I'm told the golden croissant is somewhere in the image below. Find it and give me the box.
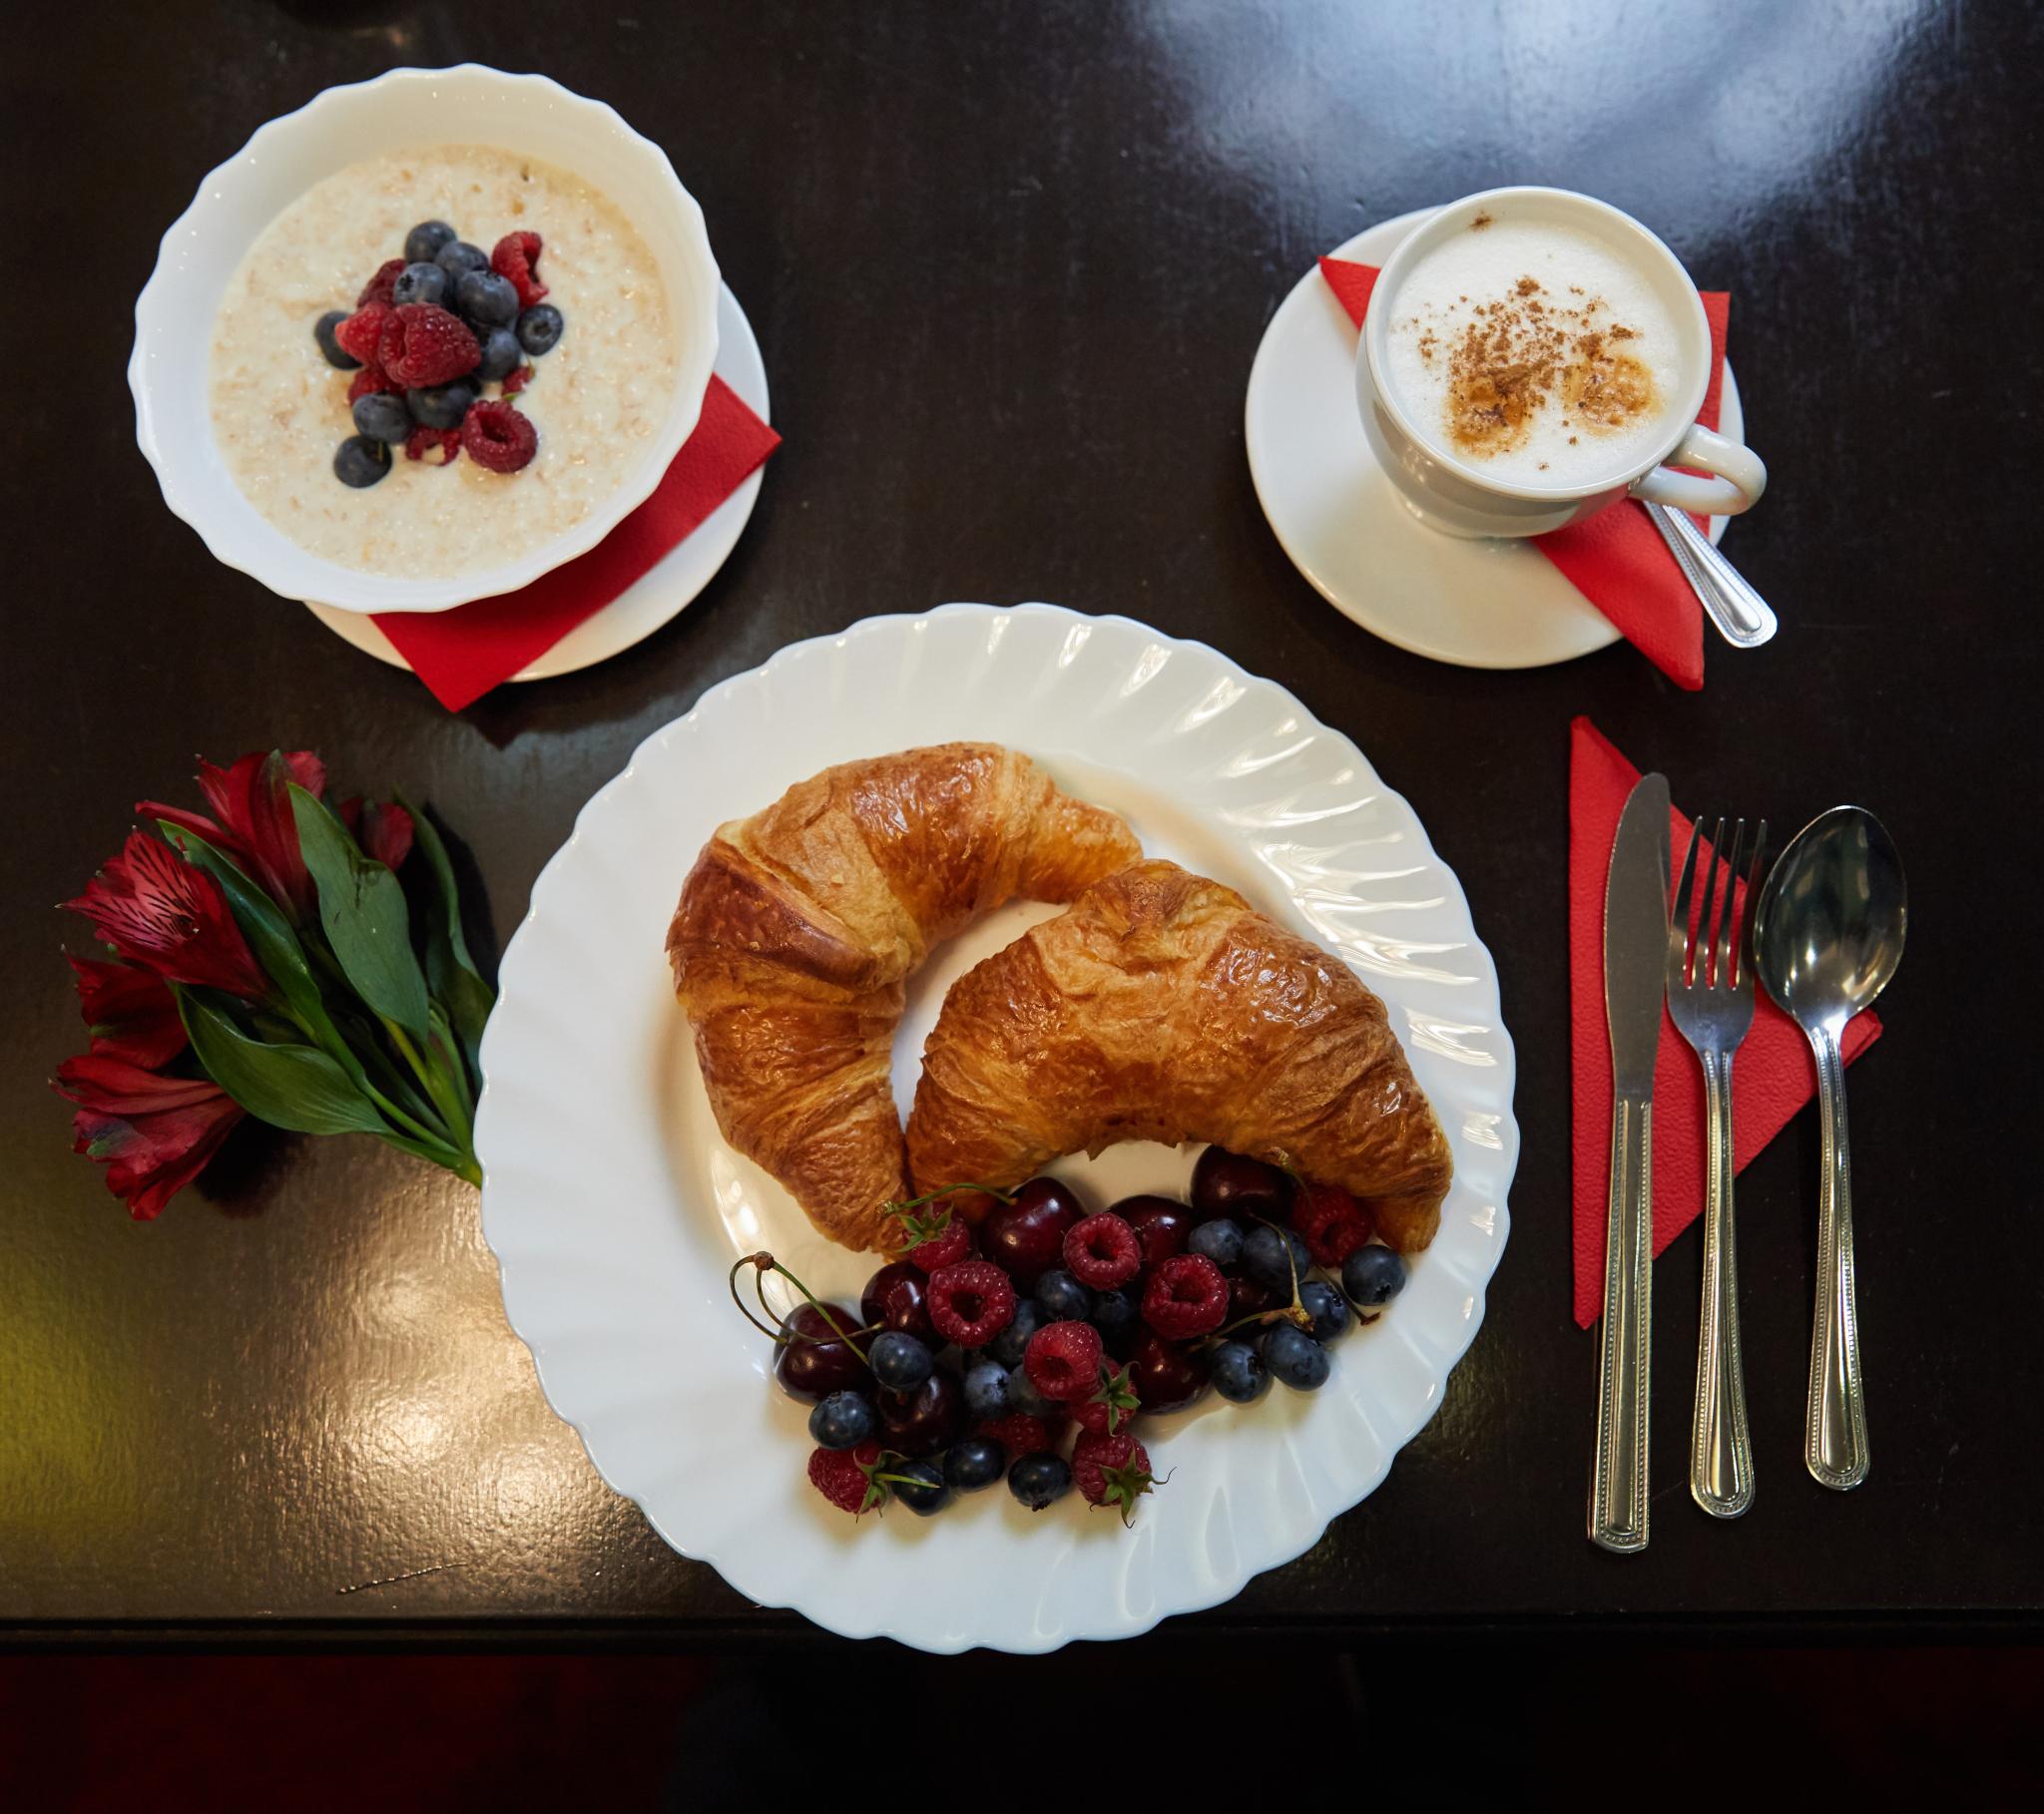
[906,860,1453,1251]
[666,744,1142,1252]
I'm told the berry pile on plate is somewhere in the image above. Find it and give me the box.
[311,219,567,488]
[757,1146,1409,1524]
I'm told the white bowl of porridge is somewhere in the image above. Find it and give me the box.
[131,66,721,614]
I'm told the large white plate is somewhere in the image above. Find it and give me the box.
[475,603,1517,1651]
[1246,208,1744,670]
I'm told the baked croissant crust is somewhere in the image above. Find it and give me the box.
[667,744,1142,1253]
[906,860,1453,1251]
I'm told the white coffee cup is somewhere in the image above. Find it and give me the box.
[1353,186,1766,539]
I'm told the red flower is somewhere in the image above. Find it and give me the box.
[337,797,414,871]
[64,832,268,998]
[141,750,326,922]
[67,955,187,1068]
[52,1054,245,1219]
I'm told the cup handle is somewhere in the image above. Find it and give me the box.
[1631,424,1768,518]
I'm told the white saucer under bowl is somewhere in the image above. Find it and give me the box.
[305,282,768,682]
[1245,208,1745,671]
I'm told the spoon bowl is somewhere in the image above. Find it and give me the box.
[1753,805,1905,1492]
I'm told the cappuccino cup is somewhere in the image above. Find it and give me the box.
[1354,187,1765,539]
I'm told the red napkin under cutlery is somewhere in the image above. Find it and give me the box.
[1318,257,1731,691]
[373,375,781,712]
[1569,716,1882,1327]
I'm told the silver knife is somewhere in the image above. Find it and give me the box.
[1589,771,1671,1553]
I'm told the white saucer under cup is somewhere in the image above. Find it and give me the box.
[1245,209,1744,671]
[305,281,770,682]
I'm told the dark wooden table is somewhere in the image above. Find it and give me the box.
[4,0,2038,1648]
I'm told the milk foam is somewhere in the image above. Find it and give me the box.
[1383,220,1686,487]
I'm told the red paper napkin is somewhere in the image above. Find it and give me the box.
[1318,257,1731,690]
[374,375,781,712]
[1569,716,1883,1327]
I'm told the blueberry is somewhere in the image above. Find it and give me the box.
[1189,1217,1245,1269]
[332,435,389,488]
[434,238,489,280]
[1244,1224,1311,1293]
[1007,1452,1072,1511]
[474,325,522,384]
[404,219,458,265]
[1089,1286,1138,1349]
[1211,1339,1271,1405]
[391,260,450,308]
[1341,1244,1408,1310]
[869,1330,933,1392]
[807,1391,876,1451]
[962,1360,1011,1421]
[516,303,565,356]
[313,309,360,370]
[989,1299,1044,1371]
[350,391,410,445]
[1299,1279,1352,1344]
[456,268,519,327]
[1262,1324,1331,1391]
[406,380,478,431]
[1034,1268,1094,1323]
[1005,1364,1056,1419]
[887,1457,951,1517]
[942,1435,1006,1493]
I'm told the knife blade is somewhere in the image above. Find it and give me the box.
[1589,771,1670,1553]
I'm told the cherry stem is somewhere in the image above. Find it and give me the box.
[884,1180,1015,1218]
[727,1252,872,1363]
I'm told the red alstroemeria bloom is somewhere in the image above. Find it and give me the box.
[338,796,415,871]
[63,832,268,999]
[67,955,187,1068]
[141,749,327,921]
[53,1054,244,1220]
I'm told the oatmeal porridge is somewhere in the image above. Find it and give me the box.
[209,144,681,579]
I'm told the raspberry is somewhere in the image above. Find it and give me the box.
[926,1259,1016,1348]
[345,365,400,403]
[378,304,481,388]
[403,426,462,466]
[1071,1430,1160,1525]
[1023,1320,1104,1403]
[502,363,533,394]
[460,400,539,474]
[1063,1211,1142,1290]
[1072,1361,1140,1437]
[888,1198,974,1272]
[1307,1212,1372,1269]
[333,302,392,366]
[1292,1181,1374,1268]
[491,230,548,306]
[977,1412,1062,1458]
[356,258,406,307]
[1142,1253,1230,1340]
[806,1439,886,1517]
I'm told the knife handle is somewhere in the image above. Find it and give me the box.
[1590,1095,1653,1553]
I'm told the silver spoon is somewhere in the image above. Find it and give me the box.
[1642,500,1779,649]
[1753,807,1906,1490]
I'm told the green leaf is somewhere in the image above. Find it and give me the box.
[397,792,495,1075]
[289,784,431,1039]
[178,991,390,1136]
[158,822,326,1030]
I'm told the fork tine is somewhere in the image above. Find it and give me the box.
[1715,818,1746,989]
[1737,819,1768,990]
[1670,819,1703,983]
[1694,816,1725,988]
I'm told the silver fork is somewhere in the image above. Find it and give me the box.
[1667,816,1767,1519]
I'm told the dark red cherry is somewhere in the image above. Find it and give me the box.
[1114,1195,1192,1267]
[1229,1274,1280,1320]
[876,1370,967,1457]
[771,1302,872,1404]
[860,1260,933,1340]
[1190,1147,1291,1224]
[1126,1330,1212,1415]
[980,1176,1085,1285]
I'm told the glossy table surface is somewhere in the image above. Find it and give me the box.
[4,0,2038,1645]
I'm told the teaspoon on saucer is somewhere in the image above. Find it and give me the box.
[1642,500,1779,649]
